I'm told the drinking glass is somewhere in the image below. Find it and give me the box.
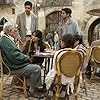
[36,46,40,55]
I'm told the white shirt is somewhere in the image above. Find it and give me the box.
[25,13,32,35]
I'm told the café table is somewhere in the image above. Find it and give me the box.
[32,52,54,83]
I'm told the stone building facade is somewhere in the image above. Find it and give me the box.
[0,0,100,45]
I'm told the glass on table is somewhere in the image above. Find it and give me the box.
[35,46,40,55]
[52,46,57,51]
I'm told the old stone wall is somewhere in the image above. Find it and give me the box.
[0,0,98,43]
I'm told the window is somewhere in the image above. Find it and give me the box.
[0,0,13,5]
[0,0,6,4]
[44,0,72,7]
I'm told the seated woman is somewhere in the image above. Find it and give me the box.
[45,34,74,90]
[73,35,87,74]
[23,30,46,65]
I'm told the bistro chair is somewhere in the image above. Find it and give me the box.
[0,50,28,100]
[90,46,100,79]
[86,46,92,64]
[46,49,83,100]
[78,47,92,96]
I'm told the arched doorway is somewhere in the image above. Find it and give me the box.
[46,11,62,31]
[88,18,100,45]
[0,17,8,32]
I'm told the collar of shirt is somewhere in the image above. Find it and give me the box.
[62,18,72,25]
[3,34,15,43]
[25,12,31,17]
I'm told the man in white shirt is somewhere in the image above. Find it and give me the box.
[16,1,37,50]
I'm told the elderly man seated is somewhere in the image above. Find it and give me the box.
[0,22,44,99]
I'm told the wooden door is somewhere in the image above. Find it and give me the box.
[46,11,62,31]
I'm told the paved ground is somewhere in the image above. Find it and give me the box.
[2,75,100,100]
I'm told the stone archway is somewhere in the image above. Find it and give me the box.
[85,16,100,45]
[46,11,62,31]
[0,17,8,32]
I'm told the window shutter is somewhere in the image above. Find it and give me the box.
[0,0,6,4]
[0,0,13,5]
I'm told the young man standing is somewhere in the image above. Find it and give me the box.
[16,1,37,50]
[58,8,80,39]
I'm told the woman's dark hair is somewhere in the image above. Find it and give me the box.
[32,30,42,39]
[24,1,32,8]
[23,30,45,55]
[31,30,45,52]
[73,35,83,44]
[61,34,74,48]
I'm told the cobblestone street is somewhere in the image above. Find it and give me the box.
[2,75,100,100]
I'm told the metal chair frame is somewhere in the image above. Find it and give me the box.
[46,49,84,100]
[90,46,100,79]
